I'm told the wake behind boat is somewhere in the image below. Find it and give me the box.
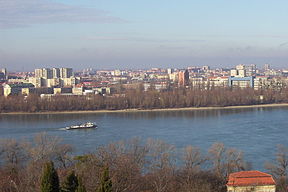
[65,122,97,130]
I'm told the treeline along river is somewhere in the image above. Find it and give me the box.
[0,106,288,170]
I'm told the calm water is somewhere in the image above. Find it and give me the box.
[0,107,287,169]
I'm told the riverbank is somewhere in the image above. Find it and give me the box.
[1,103,288,115]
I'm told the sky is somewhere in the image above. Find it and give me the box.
[0,0,288,71]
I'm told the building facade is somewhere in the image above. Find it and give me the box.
[32,68,75,88]
[228,76,255,88]
[60,68,73,78]
[0,68,7,80]
[3,83,34,97]
[178,70,189,86]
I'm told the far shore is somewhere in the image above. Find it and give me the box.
[1,103,288,115]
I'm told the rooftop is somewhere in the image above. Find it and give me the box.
[227,170,276,187]
[7,83,34,88]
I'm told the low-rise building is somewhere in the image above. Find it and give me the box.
[3,83,34,97]
[228,76,255,88]
[53,87,72,95]
[72,87,84,95]
[207,76,229,87]
[60,77,80,87]
[8,78,29,84]
[168,73,178,82]
[190,77,205,88]
[143,82,168,91]
[94,87,111,95]
[254,76,269,90]
[21,87,53,96]
[227,170,276,192]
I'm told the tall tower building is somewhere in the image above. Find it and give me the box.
[42,68,53,79]
[246,64,256,76]
[231,64,247,77]
[264,64,270,71]
[60,68,73,78]
[202,66,210,72]
[0,68,7,80]
[167,68,174,74]
[238,69,246,77]
[52,68,60,78]
[35,68,53,79]
[178,70,189,86]
[35,68,43,78]
[230,69,238,77]
[236,64,245,70]
[1,68,6,75]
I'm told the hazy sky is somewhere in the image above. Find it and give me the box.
[1,0,288,71]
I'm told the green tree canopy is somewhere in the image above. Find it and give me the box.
[61,171,78,192]
[41,161,60,192]
[96,167,112,192]
[75,176,87,192]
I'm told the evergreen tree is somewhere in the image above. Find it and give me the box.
[96,167,112,192]
[61,171,78,192]
[75,176,87,192]
[41,161,60,192]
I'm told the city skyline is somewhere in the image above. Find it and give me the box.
[0,63,284,73]
[1,0,288,71]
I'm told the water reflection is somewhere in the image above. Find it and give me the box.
[2,106,286,122]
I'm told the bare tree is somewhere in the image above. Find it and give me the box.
[0,139,29,168]
[226,148,246,175]
[29,133,73,167]
[92,138,149,192]
[183,145,207,172]
[208,143,226,177]
[146,139,176,192]
[265,144,288,192]
[265,145,288,179]
[208,143,246,178]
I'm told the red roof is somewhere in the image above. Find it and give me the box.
[208,76,229,79]
[227,171,276,186]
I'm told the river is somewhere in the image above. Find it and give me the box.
[0,106,287,170]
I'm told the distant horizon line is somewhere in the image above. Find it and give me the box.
[3,64,285,73]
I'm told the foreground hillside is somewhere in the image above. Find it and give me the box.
[0,134,287,192]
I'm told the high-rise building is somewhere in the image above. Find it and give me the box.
[236,64,245,70]
[35,68,73,79]
[52,68,60,78]
[42,68,53,79]
[35,68,53,79]
[202,66,210,71]
[1,68,7,75]
[230,69,238,77]
[264,64,270,71]
[35,68,43,78]
[230,65,247,77]
[112,70,121,76]
[167,68,174,74]
[246,64,256,76]
[0,68,7,80]
[238,69,246,77]
[178,70,189,86]
[60,68,73,78]
[33,68,74,88]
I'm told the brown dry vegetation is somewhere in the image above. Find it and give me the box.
[1,134,287,192]
[1,86,288,113]
[0,133,249,192]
